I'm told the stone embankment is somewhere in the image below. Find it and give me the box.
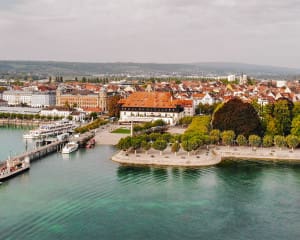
[112,146,300,167]
[0,119,53,127]
[112,148,222,167]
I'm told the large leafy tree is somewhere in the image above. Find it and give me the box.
[212,98,263,137]
[273,99,293,136]
[107,95,121,117]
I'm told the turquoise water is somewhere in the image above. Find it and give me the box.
[0,129,300,239]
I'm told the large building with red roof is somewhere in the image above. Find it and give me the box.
[118,92,185,125]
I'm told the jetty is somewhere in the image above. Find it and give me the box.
[0,131,95,182]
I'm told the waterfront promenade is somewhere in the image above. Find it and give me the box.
[112,146,300,167]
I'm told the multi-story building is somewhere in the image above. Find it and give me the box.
[2,90,56,107]
[3,90,32,106]
[56,88,108,113]
[119,92,184,125]
[31,92,56,107]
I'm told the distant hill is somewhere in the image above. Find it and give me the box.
[0,60,299,79]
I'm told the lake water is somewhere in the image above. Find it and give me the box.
[0,128,299,240]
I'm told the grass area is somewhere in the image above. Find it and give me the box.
[111,128,131,134]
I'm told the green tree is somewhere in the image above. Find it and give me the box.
[285,135,299,151]
[171,142,180,156]
[292,102,300,117]
[209,129,221,144]
[152,139,167,155]
[273,99,293,136]
[90,112,98,120]
[149,133,161,142]
[161,133,172,143]
[190,137,202,154]
[131,138,142,155]
[170,134,181,143]
[265,116,278,136]
[141,141,151,154]
[181,140,193,156]
[236,134,247,146]
[117,137,132,151]
[291,115,300,137]
[274,135,286,149]
[248,135,261,148]
[221,130,235,146]
[263,135,273,147]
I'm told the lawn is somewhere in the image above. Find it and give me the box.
[111,128,131,134]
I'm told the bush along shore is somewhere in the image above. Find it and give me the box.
[113,97,300,166]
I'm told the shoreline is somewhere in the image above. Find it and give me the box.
[112,146,300,167]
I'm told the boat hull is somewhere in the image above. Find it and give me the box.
[0,166,30,182]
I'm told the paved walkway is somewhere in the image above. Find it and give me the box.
[94,124,130,145]
[112,148,221,167]
[112,146,300,167]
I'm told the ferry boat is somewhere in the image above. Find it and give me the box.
[62,142,79,154]
[0,158,30,181]
[23,120,77,139]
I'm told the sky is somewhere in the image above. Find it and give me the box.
[0,0,300,68]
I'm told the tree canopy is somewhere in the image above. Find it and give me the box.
[212,98,263,137]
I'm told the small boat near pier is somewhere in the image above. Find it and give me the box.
[62,142,79,154]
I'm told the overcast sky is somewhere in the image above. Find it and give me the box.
[0,0,300,68]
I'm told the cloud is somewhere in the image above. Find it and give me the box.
[0,0,299,67]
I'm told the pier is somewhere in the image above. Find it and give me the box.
[0,131,95,181]
[69,131,95,147]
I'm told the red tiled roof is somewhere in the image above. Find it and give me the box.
[82,107,102,113]
[119,92,179,108]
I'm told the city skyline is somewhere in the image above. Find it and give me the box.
[0,0,300,68]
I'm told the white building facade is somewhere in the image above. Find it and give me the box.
[2,90,56,107]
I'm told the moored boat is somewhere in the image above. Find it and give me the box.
[0,158,30,181]
[62,142,79,154]
[23,120,77,139]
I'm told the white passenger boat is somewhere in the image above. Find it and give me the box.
[23,120,77,139]
[0,158,30,181]
[62,142,79,154]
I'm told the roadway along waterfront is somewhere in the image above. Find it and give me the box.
[0,128,300,240]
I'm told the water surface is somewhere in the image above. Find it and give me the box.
[0,129,299,240]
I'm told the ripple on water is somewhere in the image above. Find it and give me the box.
[0,132,300,240]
